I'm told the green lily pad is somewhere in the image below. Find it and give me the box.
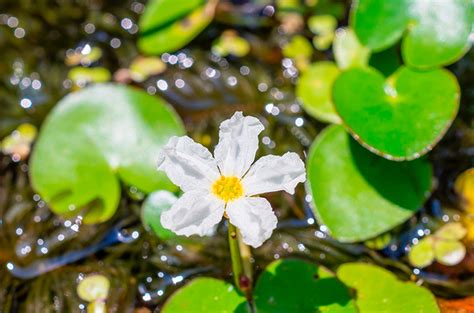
[436,222,467,240]
[138,0,215,55]
[254,259,357,313]
[129,56,166,82]
[141,190,177,240]
[282,35,313,70]
[307,125,432,242]
[333,28,370,70]
[333,66,460,160]
[77,274,110,302]
[408,237,435,268]
[30,84,184,223]
[296,61,341,124]
[351,0,472,68]
[161,277,246,313]
[212,30,250,57]
[337,263,440,313]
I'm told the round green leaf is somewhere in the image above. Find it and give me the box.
[138,0,214,55]
[337,263,440,313]
[161,277,246,313]
[351,0,409,51]
[296,61,341,124]
[254,259,357,313]
[30,84,185,223]
[403,0,472,69]
[408,237,435,268]
[333,28,370,70]
[333,66,460,160]
[141,190,177,240]
[77,274,110,302]
[68,67,111,85]
[307,125,432,242]
[434,240,466,266]
[308,15,337,35]
[351,0,472,68]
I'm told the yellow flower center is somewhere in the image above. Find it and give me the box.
[212,176,243,202]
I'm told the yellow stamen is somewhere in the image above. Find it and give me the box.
[212,176,243,202]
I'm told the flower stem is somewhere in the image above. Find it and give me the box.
[228,222,253,299]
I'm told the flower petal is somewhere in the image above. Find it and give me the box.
[241,152,306,196]
[161,190,225,237]
[226,197,277,248]
[214,112,264,177]
[158,136,220,192]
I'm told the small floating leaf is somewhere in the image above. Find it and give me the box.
[77,274,110,302]
[434,240,466,266]
[436,222,467,241]
[68,67,111,86]
[254,259,357,313]
[408,237,435,268]
[1,123,37,160]
[129,56,166,82]
[30,84,185,223]
[161,278,246,313]
[296,61,341,124]
[65,46,103,66]
[308,15,337,35]
[454,168,474,212]
[141,190,177,240]
[282,35,313,70]
[307,125,432,242]
[333,66,460,160]
[364,232,391,250]
[138,0,215,55]
[337,263,440,313]
[333,28,370,70]
[212,30,251,58]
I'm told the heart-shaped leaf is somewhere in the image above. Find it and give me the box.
[333,28,370,70]
[138,0,215,55]
[408,237,435,268]
[333,66,460,160]
[30,84,185,223]
[351,0,472,68]
[161,277,247,313]
[307,125,432,242]
[141,190,177,240]
[337,263,440,313]
[254,259,357,313]
[296,61,341,124]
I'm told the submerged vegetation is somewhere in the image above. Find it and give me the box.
[0,0,473,312]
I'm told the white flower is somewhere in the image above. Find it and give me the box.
[157,112,306,248]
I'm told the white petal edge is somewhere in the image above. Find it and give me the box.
[226,197,278,248]
[160,190,225,237]
[157,136,220,192]
[241,152,306,196]
[214,112,264,177]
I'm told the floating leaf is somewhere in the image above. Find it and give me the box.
[141,190,177,240]
[30,84,185,223]
[408,237,435,268]
[161,278,246,313]
[312,33,334,50]
[68,67,111,86]
[408,223,467,268]
[337,263,440,313]
[434,240,466,266]
[282,35,313,70]
[1,123,37,160]
[307,125,432,242]
[138,0,216,55]
[351,0,472,68]
[129,56,166,82]
[454,168,474,212]
[65,46,103,66]
[77,274,110,302]
[212,30,250,57]
[296,61,341,124]
[333,66,460,160]
[308,15,337,35]
[254,259,357,313]
[364,232,391,250]
[333,28,370,70]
